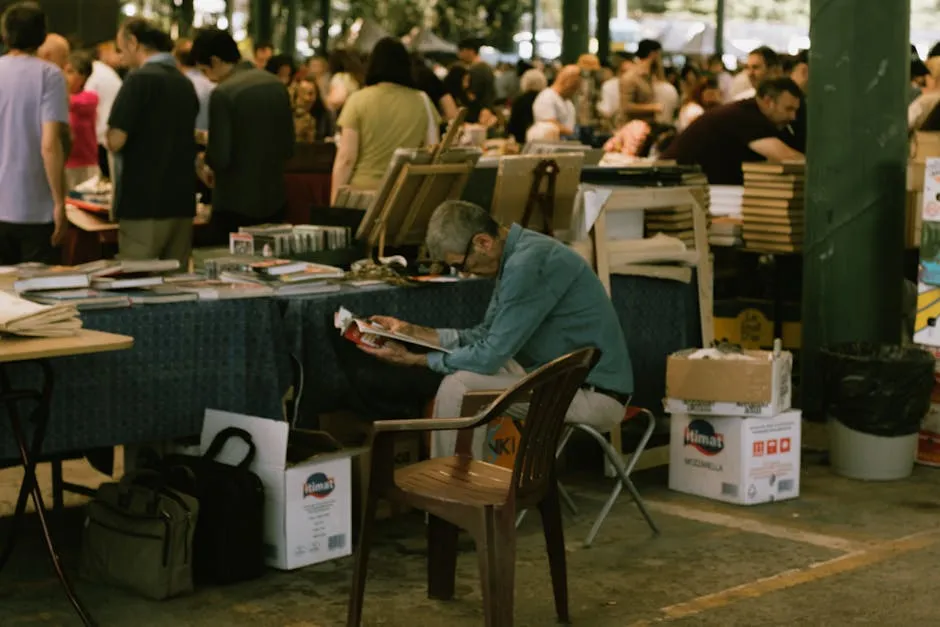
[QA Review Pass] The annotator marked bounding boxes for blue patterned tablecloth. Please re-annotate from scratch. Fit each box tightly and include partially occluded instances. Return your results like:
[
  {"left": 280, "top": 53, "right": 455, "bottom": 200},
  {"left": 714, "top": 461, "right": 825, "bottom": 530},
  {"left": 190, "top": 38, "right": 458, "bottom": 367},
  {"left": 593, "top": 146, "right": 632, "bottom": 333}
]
[
  {"left": 0, "top": 299, "right": 292, "bottom": 460},
  {"left": 0, "top": 274, "right": 699, "bottom": 461}
]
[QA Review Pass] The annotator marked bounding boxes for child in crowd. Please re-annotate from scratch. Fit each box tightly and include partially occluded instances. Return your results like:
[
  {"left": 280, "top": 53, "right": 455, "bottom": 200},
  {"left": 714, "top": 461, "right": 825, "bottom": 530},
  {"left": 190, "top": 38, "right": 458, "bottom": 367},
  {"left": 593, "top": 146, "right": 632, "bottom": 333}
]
[{"left": 63, "top": 51, "right": 100, "bottom": 189}]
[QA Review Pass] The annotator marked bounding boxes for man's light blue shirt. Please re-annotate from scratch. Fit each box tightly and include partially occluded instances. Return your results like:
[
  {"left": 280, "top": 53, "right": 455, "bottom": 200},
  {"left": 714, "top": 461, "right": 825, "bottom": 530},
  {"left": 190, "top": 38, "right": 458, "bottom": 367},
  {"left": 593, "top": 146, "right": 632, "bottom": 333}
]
[{"left": 427, "top": 225, "right": 634, "bottom": 394}]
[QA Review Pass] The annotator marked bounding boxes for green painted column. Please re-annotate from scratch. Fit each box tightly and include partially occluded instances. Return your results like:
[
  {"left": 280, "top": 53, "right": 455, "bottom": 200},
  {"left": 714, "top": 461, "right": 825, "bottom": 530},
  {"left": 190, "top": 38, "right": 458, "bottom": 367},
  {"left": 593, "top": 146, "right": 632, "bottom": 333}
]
[
  {"left": 800, "top": 0, "right": 910, "bottom": 419},
  {"left": 561, "top": 0, "right": 589, "bottom": 65}
]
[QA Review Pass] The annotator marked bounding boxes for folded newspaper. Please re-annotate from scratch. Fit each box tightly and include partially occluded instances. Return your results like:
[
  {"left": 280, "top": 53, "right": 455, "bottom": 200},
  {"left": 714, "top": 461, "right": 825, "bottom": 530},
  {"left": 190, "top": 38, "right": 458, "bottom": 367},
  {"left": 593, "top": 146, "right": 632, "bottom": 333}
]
[
  {"left": 333, "top": 306, "right": 450, "bottom": 353},
  {"left": 0, "top": 291, "right": 82, "bottom": 337}
]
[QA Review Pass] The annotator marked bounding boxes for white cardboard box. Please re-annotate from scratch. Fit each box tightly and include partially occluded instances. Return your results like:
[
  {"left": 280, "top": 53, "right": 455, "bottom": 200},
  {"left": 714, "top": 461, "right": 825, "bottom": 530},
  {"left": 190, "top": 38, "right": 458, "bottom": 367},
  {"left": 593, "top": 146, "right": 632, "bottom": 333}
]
[
  {"left": 664, "top": 348, "right": 793, "bottom": 418},
  {"left": 669, "top": 410, "right": 802, "bottom": 505},
  {"left": 201, "top": 409, "right": 353, "bottom": 570}
]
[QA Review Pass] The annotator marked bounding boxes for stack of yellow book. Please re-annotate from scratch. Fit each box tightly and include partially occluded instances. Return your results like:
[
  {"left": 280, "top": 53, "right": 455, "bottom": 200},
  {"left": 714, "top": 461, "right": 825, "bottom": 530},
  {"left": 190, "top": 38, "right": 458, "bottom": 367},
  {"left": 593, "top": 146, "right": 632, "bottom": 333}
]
[
  {"left": 644, "top": 180, "right": 710, "bottom": 248},
  {"left": 741, "top": 162, "right": 805, "bottom": 253}
]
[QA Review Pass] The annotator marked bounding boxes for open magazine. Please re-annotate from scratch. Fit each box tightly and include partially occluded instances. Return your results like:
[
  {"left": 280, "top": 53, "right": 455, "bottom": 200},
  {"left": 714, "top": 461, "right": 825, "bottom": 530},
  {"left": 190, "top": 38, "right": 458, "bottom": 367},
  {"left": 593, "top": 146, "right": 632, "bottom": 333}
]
[{"left": 333, "top": 306, "right": 451, "bottom": 353}]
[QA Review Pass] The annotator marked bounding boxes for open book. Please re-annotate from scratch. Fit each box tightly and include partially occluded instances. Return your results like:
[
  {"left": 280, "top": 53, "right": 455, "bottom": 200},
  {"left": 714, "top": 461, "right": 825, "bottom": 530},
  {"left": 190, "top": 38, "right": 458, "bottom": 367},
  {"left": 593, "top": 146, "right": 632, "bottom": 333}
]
[
  {"left": 0, "top": 291, "right": 83, "bottom": 337},
  {"left": 333, "top": 307, "right": 451, "bottom": 353}
]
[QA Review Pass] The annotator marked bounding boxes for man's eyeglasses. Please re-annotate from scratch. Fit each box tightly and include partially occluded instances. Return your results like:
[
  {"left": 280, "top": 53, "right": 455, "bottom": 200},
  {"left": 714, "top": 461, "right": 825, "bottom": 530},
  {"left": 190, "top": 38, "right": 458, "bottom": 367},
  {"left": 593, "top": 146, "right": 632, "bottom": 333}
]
[{"left": 452, "top": 232, "right": 480, "bottom": 273}]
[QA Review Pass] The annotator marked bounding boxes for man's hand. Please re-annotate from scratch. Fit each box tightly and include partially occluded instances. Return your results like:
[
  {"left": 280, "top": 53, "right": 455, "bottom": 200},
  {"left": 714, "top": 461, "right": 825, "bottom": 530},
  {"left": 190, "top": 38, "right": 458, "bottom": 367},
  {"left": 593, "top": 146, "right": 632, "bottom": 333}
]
[
  {"left": 370, "top": 315, "right": 415, "bottom": 336},
  {"left": 358, "top": 340, "right": 426, "bottom": 367},
  {"left": 370, "top": 316, "right": 439, "bottom": 346},
  {"left": 51, "top": 204, "right": 67, "bottom": 246}
]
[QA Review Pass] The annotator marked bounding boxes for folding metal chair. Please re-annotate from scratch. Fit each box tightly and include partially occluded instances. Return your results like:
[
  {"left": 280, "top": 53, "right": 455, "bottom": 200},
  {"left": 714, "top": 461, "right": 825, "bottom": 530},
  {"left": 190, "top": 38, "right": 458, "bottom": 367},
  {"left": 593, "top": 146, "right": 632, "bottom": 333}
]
[{"left": 517, "top": 405, "right": 660, "bottom": 546}]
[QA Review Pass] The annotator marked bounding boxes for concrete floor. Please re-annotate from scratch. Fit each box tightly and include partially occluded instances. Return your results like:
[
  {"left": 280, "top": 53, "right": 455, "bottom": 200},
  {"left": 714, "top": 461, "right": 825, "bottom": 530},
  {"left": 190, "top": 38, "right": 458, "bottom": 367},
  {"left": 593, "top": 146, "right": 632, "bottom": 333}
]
[{"left": 1, "top": 448, "right": 940, "bottom": 626}]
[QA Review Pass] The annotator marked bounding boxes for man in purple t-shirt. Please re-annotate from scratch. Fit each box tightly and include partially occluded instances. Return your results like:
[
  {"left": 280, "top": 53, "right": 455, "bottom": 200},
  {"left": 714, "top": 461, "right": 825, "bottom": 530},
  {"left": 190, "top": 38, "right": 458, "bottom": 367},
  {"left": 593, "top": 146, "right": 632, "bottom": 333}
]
[{"left": 0, "top": 2, "right": 69, "bottom": 264}]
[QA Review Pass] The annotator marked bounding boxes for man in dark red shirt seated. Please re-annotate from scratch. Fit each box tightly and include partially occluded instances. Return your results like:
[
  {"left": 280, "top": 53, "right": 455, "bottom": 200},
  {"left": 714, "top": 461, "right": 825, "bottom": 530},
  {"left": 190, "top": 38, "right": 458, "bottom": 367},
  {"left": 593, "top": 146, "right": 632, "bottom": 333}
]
[{"left": 662, "top": 77, "right": 805, "bottom": 184}]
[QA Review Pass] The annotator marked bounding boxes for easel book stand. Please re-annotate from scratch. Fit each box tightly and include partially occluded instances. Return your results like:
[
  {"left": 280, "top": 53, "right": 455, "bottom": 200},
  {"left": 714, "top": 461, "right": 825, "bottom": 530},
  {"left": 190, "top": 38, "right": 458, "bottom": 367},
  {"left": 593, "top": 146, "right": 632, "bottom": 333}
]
[{"left": 357, "top": 109, "right": 479, "bottom": 259}]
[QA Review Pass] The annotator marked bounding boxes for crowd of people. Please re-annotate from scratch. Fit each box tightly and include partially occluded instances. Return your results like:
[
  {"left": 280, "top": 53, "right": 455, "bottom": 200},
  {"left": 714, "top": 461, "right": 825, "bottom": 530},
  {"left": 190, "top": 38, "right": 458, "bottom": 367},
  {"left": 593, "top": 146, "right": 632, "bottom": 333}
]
[{"left": 0, "top": 0, "right": 861, "bottom": 269}]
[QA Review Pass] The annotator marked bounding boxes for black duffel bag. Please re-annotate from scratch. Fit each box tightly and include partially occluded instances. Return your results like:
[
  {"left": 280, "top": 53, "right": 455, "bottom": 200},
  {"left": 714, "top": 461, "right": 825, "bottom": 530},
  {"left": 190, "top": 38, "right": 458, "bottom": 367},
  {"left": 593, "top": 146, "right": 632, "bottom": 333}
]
[{"left": 160, "top": 427, "right": 266, "bottom": 585}]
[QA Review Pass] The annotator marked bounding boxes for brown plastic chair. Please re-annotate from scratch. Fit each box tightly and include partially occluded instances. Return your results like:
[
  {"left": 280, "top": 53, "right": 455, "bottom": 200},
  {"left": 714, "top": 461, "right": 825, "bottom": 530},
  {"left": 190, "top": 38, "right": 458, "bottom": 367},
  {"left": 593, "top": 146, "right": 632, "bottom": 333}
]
[{"left": 347, "top": 347, "right": 600, "bottom": 627}]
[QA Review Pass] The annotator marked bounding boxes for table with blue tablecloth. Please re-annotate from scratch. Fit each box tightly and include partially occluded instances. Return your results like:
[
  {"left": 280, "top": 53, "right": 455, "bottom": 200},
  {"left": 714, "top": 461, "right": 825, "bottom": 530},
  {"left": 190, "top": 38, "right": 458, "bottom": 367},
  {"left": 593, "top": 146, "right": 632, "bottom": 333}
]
[
  {"left": 0, "top": 274, "right": 698, "bottom": 462},
  {"left": 0, "top": 299, "right": 292, "bottom": 461}
]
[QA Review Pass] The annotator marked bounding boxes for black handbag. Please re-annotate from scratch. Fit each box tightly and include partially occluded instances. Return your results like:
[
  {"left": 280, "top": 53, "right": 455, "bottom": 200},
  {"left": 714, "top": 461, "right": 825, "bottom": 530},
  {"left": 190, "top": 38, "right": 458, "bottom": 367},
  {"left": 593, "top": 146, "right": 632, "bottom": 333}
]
[{"left": 160, "top": 427, "right": 265, "bottom": 585}]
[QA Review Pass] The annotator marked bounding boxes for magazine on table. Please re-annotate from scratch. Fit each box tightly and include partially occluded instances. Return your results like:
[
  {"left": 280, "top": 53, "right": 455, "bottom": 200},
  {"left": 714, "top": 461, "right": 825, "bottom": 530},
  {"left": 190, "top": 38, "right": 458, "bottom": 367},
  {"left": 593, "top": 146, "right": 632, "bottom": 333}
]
[{"left": 333, "top": 306, "right": 451, "bottom": 353}]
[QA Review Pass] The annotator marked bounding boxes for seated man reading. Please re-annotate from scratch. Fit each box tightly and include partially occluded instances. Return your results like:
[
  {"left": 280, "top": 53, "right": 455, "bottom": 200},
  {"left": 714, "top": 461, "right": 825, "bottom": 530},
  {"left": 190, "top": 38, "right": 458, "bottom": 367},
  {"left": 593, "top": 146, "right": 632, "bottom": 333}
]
[{"left": 360, "top": 200, "right": 633, "bottom": 459}]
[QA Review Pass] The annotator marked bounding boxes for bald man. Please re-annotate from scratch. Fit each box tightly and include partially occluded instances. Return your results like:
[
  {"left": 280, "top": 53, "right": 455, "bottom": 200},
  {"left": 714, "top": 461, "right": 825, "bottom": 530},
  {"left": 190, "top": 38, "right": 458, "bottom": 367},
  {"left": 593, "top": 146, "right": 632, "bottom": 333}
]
[
  {"left": 37, "top": 33, "right": 73, "bottom": 162},
  {"left": 38, "top": 33, "right": 69, "bottom": 69},
  {"left": 531, "top": 64, "right": 581, "bottom": 137}
]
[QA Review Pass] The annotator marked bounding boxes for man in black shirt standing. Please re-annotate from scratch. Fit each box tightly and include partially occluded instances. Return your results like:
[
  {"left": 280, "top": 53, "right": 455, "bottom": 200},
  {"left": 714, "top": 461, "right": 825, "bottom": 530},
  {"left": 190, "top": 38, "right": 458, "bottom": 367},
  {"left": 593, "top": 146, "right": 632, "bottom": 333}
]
[
  {"left": 458, "top": 38, "right": 496, "bottom": 124},
  {"left": 662, "top": 78, "right": 805, "bottom": 185},
  {"left": 190, "top": 28, "right": 294, "bottom": 244},
  {"left": 106, "top": 18, "right": 198, "bottom": 265}
]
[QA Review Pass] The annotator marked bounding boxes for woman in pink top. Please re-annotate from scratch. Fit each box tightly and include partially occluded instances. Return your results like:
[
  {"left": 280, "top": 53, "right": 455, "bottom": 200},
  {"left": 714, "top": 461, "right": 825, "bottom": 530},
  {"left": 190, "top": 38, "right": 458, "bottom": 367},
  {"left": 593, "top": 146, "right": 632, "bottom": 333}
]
[{"left": 64, "top": 52, "right": 100, "bottom": 189}]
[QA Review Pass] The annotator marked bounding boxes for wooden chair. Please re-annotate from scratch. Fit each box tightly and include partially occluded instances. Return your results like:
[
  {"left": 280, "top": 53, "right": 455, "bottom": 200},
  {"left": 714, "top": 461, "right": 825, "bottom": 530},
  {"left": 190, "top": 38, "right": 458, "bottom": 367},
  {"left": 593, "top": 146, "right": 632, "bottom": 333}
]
[{"left": 347, "top": 348, "right": 600, "bottom": 627}]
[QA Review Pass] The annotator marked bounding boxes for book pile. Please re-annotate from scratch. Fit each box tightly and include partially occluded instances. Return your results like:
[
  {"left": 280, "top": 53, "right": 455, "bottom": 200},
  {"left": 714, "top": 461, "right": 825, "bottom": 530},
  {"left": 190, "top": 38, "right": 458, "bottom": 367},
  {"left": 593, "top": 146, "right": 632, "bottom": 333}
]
[
  {"left": 204, "top": 257, "right": 344, "bottom": 297},
  {"left": 15, "top": 260, "right": 201, "bottom": 310},
  {"left": 0, "top": 290, "right": 82, "bottom": 337},
  {"left": 709, "top": 216, "right": 743, "bottom": 247},
  {"left": 644, "top": 183, "right": 710, "bottom": 248},
  {"left": 741, "top": 162, "right": 805, "bottom": 253},
  {"left": 229, "top": 224, "right": 352, "bottom": 257}
]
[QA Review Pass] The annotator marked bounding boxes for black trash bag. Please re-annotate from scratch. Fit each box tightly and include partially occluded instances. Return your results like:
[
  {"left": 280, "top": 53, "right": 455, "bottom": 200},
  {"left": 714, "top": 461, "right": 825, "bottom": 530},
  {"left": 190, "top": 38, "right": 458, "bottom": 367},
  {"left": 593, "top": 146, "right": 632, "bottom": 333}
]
[{"left": 821, "top": 342, "right": 935, "bottom": 437}]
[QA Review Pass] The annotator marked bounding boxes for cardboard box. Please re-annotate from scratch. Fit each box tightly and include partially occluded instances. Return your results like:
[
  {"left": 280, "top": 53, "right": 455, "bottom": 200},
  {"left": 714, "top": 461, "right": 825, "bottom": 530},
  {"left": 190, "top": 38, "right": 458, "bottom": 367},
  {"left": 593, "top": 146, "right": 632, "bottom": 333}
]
[
  {"left": 668, "top": 411, "right": 802, "bottom": 505},
  {"left": 460, "top": 390, "right": 525, "bottom": 469},
  {"left": 201, "top": 409, "right": 353, "bottom": 570},
  {"left": 665, "top": 348, "right": 792, "bottom": 418},
  {"left": 482, "top": 417, "right": 522, "bottom": 468}
]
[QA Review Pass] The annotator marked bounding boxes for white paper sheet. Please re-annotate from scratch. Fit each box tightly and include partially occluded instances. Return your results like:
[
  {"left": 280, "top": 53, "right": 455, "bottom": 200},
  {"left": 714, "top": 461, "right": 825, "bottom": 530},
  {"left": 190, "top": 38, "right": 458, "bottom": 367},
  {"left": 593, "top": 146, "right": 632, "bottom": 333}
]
[{"left": 581, "top": 185, "right": 613, "bottom": 234}]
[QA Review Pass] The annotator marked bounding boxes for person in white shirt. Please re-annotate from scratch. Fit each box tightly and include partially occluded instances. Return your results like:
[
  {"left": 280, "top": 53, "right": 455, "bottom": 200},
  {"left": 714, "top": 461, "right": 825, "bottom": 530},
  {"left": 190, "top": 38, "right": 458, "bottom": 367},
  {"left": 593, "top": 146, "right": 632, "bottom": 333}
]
[
  {"left": 597, "top": 54, "right": 633, "bottom": 121},
  {"left": 84, "top": 58, "right": 122, "bottom": 179},
  {"left": 734, "top": 46, "right": 779, "bottom": 101},
  {"left": 531, "top": 64, "right": 580, "bottom": 139}
]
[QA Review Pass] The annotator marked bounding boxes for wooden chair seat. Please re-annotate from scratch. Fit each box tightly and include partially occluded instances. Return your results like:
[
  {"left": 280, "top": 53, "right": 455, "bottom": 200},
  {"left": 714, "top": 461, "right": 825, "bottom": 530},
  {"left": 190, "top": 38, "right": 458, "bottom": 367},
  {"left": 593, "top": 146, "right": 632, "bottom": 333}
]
[{"left": 394, "top": 457, "right": 513, "bottom": 507}]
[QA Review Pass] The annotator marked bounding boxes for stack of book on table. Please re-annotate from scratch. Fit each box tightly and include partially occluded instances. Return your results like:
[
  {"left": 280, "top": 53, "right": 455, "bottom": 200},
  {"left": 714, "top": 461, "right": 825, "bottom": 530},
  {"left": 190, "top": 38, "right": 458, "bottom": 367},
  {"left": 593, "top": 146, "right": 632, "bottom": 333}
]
[
  {"left": 0, "top": 290, "right": 82, "bottom": 337},
  {"left": 741, "top": 162, "right": 804, "bottom": 253},
  {"left": 708, "top": 217, "right": 743, "bottom": 247},
  {"left": 214, "top": 258, "right": 344, "bottom": 296},
  {"left": 15, "top": 260, "right": 201, "bottom": 309},
  {"left": 708, "top": 185, "right": 743, "bottom": 247},
  {"left": 640, "top": 171, "right": 710, "bottom": 248}
]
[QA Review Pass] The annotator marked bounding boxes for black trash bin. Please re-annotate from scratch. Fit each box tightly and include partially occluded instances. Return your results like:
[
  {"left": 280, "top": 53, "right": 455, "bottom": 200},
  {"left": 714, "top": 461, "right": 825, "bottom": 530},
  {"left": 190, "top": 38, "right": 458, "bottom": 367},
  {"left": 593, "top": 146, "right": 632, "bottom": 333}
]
[{"left": 821, "top": 343, "right": 935, "bottom": 480}]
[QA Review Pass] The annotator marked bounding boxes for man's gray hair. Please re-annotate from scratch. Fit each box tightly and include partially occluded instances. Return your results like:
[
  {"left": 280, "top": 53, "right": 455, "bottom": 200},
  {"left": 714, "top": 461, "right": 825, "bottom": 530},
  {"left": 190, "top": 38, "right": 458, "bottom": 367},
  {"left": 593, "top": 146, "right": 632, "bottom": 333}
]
[{"left": 425, "top": 200, "right": 497, "bottom": 261}]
